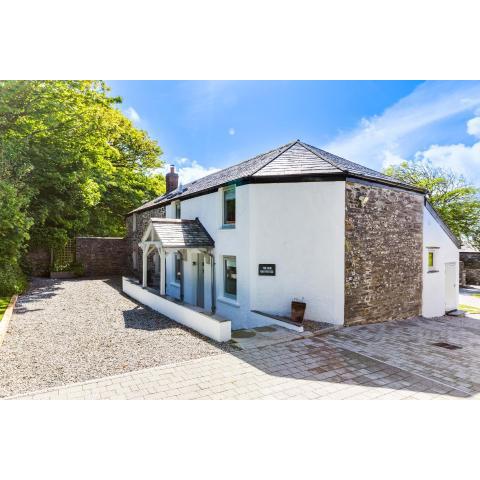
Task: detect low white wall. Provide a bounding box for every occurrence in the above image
[422,206,459,317]
[122,277,231,342]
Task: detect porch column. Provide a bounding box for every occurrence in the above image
[142,243,148,287]
[159,248,166,296]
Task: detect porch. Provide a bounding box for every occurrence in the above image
[126,218,231,342]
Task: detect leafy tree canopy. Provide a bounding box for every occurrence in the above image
[0,80,165,293]
[384,160,480,248]
[0,80,165,245]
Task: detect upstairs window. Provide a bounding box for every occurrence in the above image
[174,201,181,219]
[224,256,237,298]
[223,186,236,227]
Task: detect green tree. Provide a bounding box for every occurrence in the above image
[384,160,480,245]
[0,80,165,293]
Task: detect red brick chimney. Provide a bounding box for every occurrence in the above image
[166,165,179,193]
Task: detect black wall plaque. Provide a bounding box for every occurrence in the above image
[258,264,276,276]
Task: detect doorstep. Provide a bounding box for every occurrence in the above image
[231,320,341,350]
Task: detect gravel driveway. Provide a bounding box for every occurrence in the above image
[0,277,233,397]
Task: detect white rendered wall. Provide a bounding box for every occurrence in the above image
[122,277,231,342]
[248,181,345,325]
[162,181,345,329]
[422,206,459,317]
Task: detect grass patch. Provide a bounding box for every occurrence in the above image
[471,293,480,298]
[459,304,480,315]
[0,296,11,322]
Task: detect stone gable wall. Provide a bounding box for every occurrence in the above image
[76,237,128,277]
[125,206,166,280]
[344,181,423,326]
[460,252,480,285]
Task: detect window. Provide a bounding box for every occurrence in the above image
[427,248,438,272]
[132,249,138,270]
[174,254,182,283]
[132,213,137,232]
[428,252,434,268]
[174,201,181,219]
[223,186,236,227]
[224,256,237,298]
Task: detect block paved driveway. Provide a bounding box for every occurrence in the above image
[10,311,480,400]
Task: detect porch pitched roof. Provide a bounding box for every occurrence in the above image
[149,218,214,249]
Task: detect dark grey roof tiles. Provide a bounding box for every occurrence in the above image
[130,140,422,214]
[254,142,342,176]
[150,218,214,249]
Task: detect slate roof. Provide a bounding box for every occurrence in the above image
[130,140,424,214]
[150,218,214,249]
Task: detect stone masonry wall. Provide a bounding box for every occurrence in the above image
[344,181,424,326]
[25,247,51,276]
[460,252,480,285]
[125,206,166,280]
[76,237,129,277]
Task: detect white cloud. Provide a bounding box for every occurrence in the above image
[381,115,480,181]
[125,106,141,123]
[164,158,219,184]
[411,141,480,178]
[325,81,480,168]
[467,116,480,138]
[228,127,235,136]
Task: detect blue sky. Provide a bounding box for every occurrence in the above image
[109,81,480,185]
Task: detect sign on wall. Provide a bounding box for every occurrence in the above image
[258,264,276,276]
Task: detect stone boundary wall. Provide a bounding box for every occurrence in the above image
[460,252,480,286]
[344,181,424,326]
[76,237,128,277]
[25,247,51,276]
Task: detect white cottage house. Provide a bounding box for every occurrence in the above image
[123,140,460,341]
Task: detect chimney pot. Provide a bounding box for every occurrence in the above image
[166,164,179,193]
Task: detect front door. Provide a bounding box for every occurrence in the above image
[445,262,457,312]
[197,253,205,308]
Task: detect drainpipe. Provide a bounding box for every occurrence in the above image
[208,252,216,314]
[178,250,184,302]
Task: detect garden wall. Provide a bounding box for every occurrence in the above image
[76,237,128,277]
[460,252,480,286]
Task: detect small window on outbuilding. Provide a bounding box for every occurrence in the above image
[132,213,137,232]
[427,248,438,272]
[223,186,236,227]
[132,249,138,270]
[428,251,434,268]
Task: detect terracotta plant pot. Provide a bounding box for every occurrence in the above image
[291,301,306,324]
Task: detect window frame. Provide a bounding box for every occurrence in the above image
[427,247,439,273]
[223,256,237,299]
[174,253,182,284]
[222,185,236,228]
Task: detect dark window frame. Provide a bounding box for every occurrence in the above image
[223,256,237,299]
[222,186,236,227]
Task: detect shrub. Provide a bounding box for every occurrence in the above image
[0,263,28,296]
